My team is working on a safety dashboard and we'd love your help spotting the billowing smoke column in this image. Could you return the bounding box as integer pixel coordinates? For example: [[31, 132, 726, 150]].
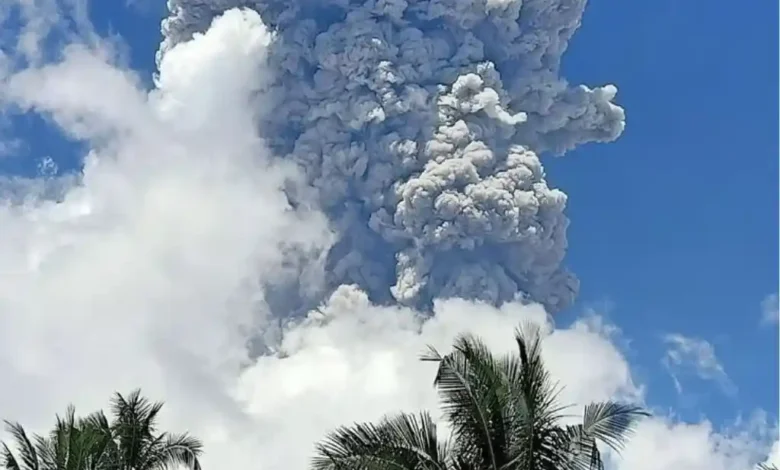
[[159, 0, 625, 314]]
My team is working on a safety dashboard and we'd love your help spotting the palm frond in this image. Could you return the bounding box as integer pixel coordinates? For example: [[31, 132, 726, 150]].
[[502, 323, 573, 469], [549, 402, 648, 470], [577, 402, 648, 453], [133, 435, 165, 470], [78, 411, 116, 470], [140, 433, 202, 470], [31, 434, 53, 470], [513, 323, 563, 424], [2, 442, 23, 470], [3, 422, 39, 470], [110, 390, 166, 470], [312, 412, 446, 470], [422, 333, 506, 470]]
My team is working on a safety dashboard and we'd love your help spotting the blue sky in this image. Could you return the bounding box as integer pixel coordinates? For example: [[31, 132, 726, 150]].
[[0, 0, 777, 451], [554, 0, 779, 422]]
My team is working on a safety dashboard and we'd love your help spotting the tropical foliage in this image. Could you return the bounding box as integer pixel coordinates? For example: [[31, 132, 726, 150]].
[[1, 390, 201, 470], [5, 333, 773, 470], [312, 323, 650, 470]]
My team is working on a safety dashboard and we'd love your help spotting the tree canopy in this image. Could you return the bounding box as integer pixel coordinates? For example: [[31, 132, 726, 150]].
[[313, 323, 650, 470]]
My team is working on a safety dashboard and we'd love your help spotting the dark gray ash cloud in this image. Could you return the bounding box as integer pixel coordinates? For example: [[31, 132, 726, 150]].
[[159, 0, 625, 314]]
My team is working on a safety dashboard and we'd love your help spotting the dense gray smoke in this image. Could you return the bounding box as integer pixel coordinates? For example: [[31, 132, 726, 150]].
[[159, 0, 625, 313]]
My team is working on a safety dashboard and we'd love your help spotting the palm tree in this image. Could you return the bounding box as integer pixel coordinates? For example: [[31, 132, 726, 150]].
[[2, 390, 202, 470], [759, 464, 779, 470], [2, 406, 109, 470], [312, 323, 649, 470], [91, 390, 202, 470]]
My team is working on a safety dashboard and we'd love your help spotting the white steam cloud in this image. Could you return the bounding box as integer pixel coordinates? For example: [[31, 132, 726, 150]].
[[0, 2, 776, 470]]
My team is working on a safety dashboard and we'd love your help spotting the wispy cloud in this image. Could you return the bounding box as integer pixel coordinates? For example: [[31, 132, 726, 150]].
[[761, 293, 779, 326], [662, 334, 736, 396]]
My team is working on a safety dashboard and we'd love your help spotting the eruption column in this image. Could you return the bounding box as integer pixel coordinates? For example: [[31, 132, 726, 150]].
[[160, 0, 625, 313]]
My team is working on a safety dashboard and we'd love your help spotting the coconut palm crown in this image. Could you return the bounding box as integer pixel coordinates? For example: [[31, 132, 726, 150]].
[[313, 323, 649, 470], [2, 390, 201, 470]]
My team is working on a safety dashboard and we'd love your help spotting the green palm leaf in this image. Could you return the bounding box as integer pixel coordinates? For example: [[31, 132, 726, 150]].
[[138, 434, 202, 470], [110, 390, 164, 470], [421, 333, 507, 470], [3, 422, 40, 470], [579, 402, 648, 452], [312, 411, 447, 470]]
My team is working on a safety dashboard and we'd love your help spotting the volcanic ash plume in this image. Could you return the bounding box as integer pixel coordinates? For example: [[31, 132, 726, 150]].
[[160, 0, 625, 313]]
